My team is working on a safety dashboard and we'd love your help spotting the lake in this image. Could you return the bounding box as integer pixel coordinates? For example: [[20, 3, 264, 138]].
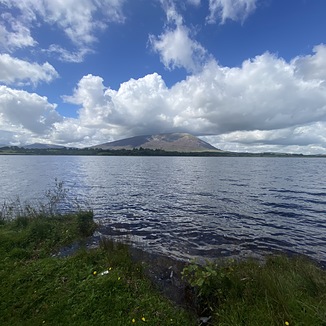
[[1, 155, 325, 265]]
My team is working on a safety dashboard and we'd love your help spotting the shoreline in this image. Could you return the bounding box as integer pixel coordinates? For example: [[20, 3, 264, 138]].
[[1, 211, 326, 325]]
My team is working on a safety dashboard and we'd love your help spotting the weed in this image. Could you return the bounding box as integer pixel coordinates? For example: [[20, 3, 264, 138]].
[[182, 256, 326, 325], [77, 210, 97, 237]]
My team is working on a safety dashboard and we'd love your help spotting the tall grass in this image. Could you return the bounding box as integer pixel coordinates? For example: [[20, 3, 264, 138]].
[[0, 178, 90, 224], [182, 255, 326, 325]]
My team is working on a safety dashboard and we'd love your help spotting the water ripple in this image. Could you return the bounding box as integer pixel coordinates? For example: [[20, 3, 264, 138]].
[[1, 155, 326, 266]]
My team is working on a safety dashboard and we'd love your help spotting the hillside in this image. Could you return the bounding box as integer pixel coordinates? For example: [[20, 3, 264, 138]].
[[23, 143, 66, 149], [92, 133, 221, 152]]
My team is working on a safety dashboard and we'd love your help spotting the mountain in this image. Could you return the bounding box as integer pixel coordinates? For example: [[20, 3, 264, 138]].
[[23, 143, 66, 149], [91, 133, 221, 152]]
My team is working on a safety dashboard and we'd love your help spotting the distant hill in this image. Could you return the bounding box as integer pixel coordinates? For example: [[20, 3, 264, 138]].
[[23, 143, 66, 149], [91, 133, 222, 152]]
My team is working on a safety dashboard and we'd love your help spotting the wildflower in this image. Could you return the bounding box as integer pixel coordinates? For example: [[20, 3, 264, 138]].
[[132, 318, 136, 323], [118, 276, 121, 280], [285, 322, 290, 326], [141, 316, 146, 322], [93, 271, 97, 276], [100, 270, 109, 275], [109, 267, 112, 271]]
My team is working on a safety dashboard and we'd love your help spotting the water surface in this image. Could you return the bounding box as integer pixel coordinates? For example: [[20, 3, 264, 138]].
[[1, 155, 325, 265]]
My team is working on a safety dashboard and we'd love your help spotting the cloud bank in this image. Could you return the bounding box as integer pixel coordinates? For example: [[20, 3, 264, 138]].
[[0, 43, 322, 152], [55, 45, 326, 152]]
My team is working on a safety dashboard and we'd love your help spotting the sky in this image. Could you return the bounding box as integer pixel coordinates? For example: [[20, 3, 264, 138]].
[[0, 0, 326, 153]]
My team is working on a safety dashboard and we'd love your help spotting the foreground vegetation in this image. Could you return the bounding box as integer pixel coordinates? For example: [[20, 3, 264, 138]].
[[183, 256, 326, 325], [0, 211, 195, 325], [1, 202, 325, 325]]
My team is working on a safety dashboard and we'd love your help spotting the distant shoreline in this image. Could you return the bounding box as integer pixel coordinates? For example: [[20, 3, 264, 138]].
[[1, 146, 325, 158]]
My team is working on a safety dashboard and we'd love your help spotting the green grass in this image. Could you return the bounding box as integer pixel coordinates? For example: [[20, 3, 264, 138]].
[[1, 210, 326, 325], [0, 212, 195, 326], [182, 255, 326, 325]]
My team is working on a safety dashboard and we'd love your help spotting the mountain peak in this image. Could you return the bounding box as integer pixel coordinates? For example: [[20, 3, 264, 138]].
[[92, 133, 221, 152]]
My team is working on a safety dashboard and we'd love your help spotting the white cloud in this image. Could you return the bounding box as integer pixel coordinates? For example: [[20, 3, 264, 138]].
[[150, 25, 209, 73], [1, 44, 326, 153], [0, 0, 126, 62], [45, 44, 93, 63], [149, 0, 258, 72], [161, 0, 184, 26], [63, 74, 108, 111], [149, 0, 210, 73], [201, 122, 326, 154], [0, 54, 59, 86], [167, 52, 326, 134], [207, 0, 258, 24], [59, 44, 326, 152], [0, 86, 62, 134], [1, 0, 126, 46], [292, 44, 326, 82], [0, 12, 37, 51], [64, 73, 172, 138], [37, 0, 126, 46], [51, 118, 98, 146]]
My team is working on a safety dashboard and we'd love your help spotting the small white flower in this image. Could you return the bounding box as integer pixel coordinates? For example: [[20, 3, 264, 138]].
[[100, 270, 109, 276]]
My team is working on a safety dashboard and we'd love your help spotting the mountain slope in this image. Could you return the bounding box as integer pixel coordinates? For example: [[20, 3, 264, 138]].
[[92, 133, 221, 152], [23, 143, 66, 149]]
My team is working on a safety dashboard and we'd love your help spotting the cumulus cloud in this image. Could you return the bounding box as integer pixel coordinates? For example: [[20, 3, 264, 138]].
[[149, 0, 210, 73], [0, 54, 59, 86], [64, 73, 172, 138], [292, 44, 326, 82], [167, 51, 326, 134], [58, 44, 326, 152], [0, 86, 62, 134], [50, 118, 99, 145], [149, 26, 209, 73], [207, 0, 258, 24], [0, 0, 126, 62], [1, 43, 326, 153]]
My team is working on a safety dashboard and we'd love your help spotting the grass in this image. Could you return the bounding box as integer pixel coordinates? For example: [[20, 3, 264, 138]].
[[0, 212, 195, 326], [1, 202, 326, 325], [182, 255, 326, 325]]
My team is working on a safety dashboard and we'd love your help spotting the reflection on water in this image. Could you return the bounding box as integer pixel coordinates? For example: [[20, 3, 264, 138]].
[[1, 155, 326, 265]]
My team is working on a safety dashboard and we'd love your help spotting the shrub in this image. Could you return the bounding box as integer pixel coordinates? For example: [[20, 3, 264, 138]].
[[76, 211, 97, 237]]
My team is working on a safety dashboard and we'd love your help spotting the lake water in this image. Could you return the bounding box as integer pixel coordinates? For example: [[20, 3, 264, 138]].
[[1, 155, 325, 265]]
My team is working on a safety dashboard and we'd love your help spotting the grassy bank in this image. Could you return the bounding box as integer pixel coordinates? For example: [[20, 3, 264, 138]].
[[183, 255, 326, 325], [0, 212, 195, 325], [1, 211, 326, 325]]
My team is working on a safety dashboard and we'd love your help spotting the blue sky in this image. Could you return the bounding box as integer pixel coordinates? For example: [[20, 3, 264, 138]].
[[1, 0, 326, 153]]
